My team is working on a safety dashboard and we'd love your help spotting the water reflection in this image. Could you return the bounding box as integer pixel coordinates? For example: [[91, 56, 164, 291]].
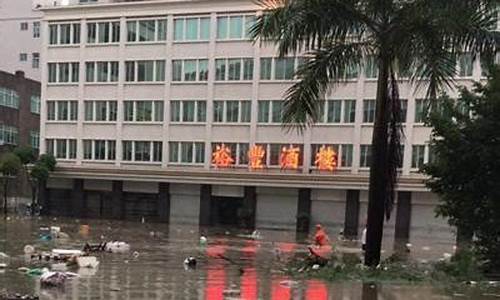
[[0, 218, 496, 300]]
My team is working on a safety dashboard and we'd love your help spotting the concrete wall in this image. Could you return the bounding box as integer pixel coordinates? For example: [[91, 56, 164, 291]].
[[169, 183, 200, 224], [255, 187, 298, 230], [310, 189, 346, 232]]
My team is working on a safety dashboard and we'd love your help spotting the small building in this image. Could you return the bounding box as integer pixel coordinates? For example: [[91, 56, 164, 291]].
[[0, 70, 40, 153]]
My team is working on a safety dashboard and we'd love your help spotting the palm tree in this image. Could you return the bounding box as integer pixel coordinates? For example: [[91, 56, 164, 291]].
[[251, 0, 499, 266]]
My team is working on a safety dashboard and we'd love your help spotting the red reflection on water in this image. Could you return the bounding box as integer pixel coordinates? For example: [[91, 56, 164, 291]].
[[276, 242, 296, 253], [205, 242, 227, 300], [241, 267, 258, 300], [271, 277, 291, 300], [205, 267, 225, 300], [206, 243, 227, 258], [305, 280, 328, 300]]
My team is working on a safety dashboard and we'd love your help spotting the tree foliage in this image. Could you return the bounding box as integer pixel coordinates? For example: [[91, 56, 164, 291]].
[[251, 0, 499, 266], [0, 153, 22, 176], [424, 67, 500, 272], [13, 146, 36, 165]]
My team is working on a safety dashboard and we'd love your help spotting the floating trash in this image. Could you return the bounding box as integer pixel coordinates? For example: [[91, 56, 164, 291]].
[[77, 256, 99, 269], [183, 256, 197, 267]]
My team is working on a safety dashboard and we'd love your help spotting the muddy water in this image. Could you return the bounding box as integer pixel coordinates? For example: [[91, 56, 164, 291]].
[[0, 217, 498, 299]]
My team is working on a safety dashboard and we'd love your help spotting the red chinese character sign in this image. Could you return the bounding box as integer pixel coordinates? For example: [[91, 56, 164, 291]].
[[248, 145, 265, 170], [212, 144, 234, 168], [280, 146, 300, 170], [314, 146, 337, 171]]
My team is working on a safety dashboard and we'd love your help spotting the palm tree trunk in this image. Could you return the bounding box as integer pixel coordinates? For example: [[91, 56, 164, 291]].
[[364, 53, 391, 267]]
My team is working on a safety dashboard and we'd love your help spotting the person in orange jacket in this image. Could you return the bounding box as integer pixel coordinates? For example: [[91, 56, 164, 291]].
[[308, 224, 333, 264], [313, 224, 329, 246]]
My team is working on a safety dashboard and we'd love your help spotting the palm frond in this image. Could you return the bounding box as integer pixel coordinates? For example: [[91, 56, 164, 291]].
[[250, 0, 374, 56], [280, 41, 368, 132]]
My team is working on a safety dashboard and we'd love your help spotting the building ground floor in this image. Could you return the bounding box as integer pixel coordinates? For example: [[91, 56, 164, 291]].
[[39, 165, 455, 250]]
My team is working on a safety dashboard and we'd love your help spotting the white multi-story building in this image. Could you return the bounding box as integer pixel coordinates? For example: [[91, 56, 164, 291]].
[[38, 0, 485, 244], [0, 0, 43, 80]]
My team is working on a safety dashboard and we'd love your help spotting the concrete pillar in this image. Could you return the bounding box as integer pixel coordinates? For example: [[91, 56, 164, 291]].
[[199, 184, 212, 226], [111, 180, 124, 220], [395, 191, 412, 241], [344, 190, 360, 239], [242, 186, 257, 229], [71, 179, 86, 218], [158, 182, 170, 223], [296, 188, 311, 233]]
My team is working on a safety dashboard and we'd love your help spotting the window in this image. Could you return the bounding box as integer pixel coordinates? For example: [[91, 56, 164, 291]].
[[82, 140, 116, 161], [169, 142, 205, 164], [46, 100, 77, 121], [123, 101, 164, 122], [125, 60, 165, 82], [87, 21, 120, 44], [258, 101, 270, 123], [274, 58, 295, 80], [0, 88, 20, 109], [31, 95, 41, 114], [458, 53, 473, 77], [481, 55, 494, 77], [343, 100, 356, 123], [215, 58, 254, 81], [264, 144, 303, 167], [212, 100, 251, 123], [171, 59, 209, 82], [173, 16, 210, 41], [359, 145, 372, 168], [258, 100, 283, 124], [325, 100, 342, 123], [48, 23, 80, 45], [211, 143, 249, 165], [20, 53, 27, 62], [0, 125, 18, 145], [32, 53, 40, 69], [365, 55, 378, 79], [217, 14, 256, 40], [48, 62, 79, 83], [83, 100, 117, 122], [85, 61, 119, 83], [398, 99, 408, 123], [30, 131, 40, 149], [122, 141, 162, 162], [363, 99, 376, 123], [414, 99, 429, 123], [412, 145, 426, 169], [310, 144, 339, 167], [260, 58, 272, 80], [260, 57, 300, 80], [33, 22, 40, 38], [20, 22, 28, 31], [341, 144, 353, 167], [126, 18, 167, 42], [45, 139, 76, 160]]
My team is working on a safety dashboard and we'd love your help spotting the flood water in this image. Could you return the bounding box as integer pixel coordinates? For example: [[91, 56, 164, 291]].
[[0, 217, 498, 299]]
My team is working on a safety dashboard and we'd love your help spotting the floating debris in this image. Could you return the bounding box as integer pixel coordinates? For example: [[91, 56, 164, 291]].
[[0, 293, 39, 300], [422, 246, 431, 251], [23, 245, 35, 255], [105, 242, 130, 253], [183, 256, 197, 267], [77, 256, 99, 268]]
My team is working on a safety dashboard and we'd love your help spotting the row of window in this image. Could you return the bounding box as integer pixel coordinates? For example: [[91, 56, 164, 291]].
[[19, 52, 40, 69], [44, 139, 432, 169], [31, 96, 41, 114], [45, 99, 431, 124], [20, 21, 40, 38], [49, 14, 255, 46], [0, 87, 20, 109], [49, 54, 484, 86], [0, 125, 18, 146], [48, 57, 302, 84]]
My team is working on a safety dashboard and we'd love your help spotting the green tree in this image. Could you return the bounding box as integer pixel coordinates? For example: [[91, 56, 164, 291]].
[[13, 147, 57, 215], [0, 153, 22, 216], [251, 0, 499, 265], [424, 67, 500, 272]]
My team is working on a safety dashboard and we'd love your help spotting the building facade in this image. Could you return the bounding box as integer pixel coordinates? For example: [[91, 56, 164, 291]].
[[39, 0, 487, 242], [0, 70, 40, 152], [0, 0, 43, 81]]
